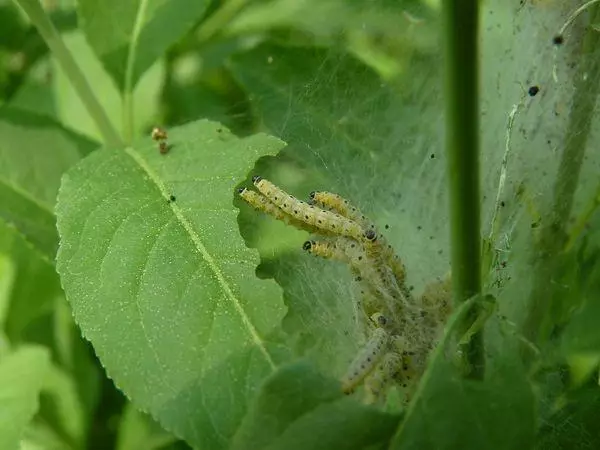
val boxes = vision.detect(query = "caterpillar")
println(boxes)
[341,326,390,394]
[238,187,324,234]
[312,192,409,295]
[363,353,401,404]
[309,191,375,229]
[309,193,402,281]
[253,176,372,242]
[302,238,407,322]
[302,239,349,263]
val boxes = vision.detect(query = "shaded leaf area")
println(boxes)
[0,4,77,100]
[230,42,448,378]
[0,107,98,260]
[390,298,535,450]
[225,0,438,80]
[536,385,600,450]
[0,346,50,450]
[56,120,290,449]
[559,222,600,355]
[115,403,180,450]
[0,221,102,449]
[77,0,209,90]
[231,361,401,450]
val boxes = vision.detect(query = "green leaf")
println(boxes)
[0,346,50,450]
[390,298,536,450]
[0,250,15,329]
[56,119,289,449]
[0,221,62,343]
[231,361,401,450]
[116,403,179,450]
[0,107,98,260]
[52,31,164,142]
[560,228,600,356]
[536,386,600,450]
[77,0,210,91]
[0,221,101,447]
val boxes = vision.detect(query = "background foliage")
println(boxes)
[1,0,599,449]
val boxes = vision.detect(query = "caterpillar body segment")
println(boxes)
[363,353,402,404]
[238,187,288,221]
[302,239,349,263]
[253,176,366,241]
[303,238,392,322]
[238,188,322,234]
[350,270,375,337]
[341,327,390,394]
[309,191,376,230]
[302,237,401,318]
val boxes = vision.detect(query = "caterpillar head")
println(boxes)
[302,240,315,251]
[364,229,377,242]
[252,175,262,184]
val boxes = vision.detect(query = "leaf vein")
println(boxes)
[123,147,276,370]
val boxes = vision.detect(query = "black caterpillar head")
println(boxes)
[302,241,315,251]
[364,229,377,242]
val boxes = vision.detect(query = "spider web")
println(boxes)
[232,0,600,444]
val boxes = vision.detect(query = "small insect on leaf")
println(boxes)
[159,141,170,154]
[151,127,168,141]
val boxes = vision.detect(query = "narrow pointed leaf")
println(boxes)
[77,0,210,90]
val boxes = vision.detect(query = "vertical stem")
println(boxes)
[524,4,600,345]
[443,0,484,379]
[12,0,122,148]
[196,0,248,44]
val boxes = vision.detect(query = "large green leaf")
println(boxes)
[56,119,289,449]
[231,361,401,450]
[77,0,210,90]
[0,346,50,450]
[0,107,98,260]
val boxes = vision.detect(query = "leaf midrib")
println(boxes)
[123,146,276,370]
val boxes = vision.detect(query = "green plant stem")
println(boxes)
[196,0,248,44]
[122,0,149,144]
[524,5,600,345]
[443,0,483,379]
[12,0,122,148]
